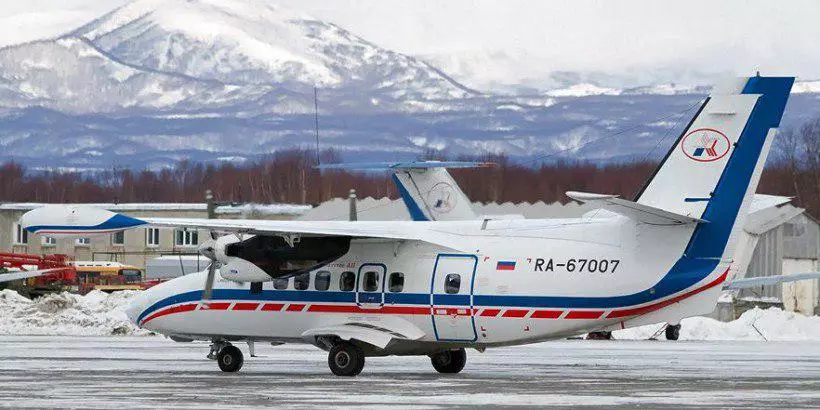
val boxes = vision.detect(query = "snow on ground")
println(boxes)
[0,289,149,336]
[615,307,820,341]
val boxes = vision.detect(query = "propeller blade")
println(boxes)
[202,261,217,301]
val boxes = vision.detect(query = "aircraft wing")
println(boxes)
[0,268,62,284]
[723,272,820,290]
[21,205,475,253]
[566,191,707,225]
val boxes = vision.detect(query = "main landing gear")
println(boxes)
[328,342,365,376]
[430,348,467,374]
[665,323,681,341]
[209,341,244,373]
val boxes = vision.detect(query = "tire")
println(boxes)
[328,342,365,376]
[665,324,681,341]
[217,345,244,372]
[430,348,466,374]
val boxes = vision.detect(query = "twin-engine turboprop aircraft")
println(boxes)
[22,76,796,376]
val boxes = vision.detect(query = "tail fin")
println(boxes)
[317,161,492,221]
[636,76,793,260]
[392,167,477,221]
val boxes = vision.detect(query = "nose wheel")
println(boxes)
[209,342,244,372]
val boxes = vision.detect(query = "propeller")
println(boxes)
[198,231,220,302]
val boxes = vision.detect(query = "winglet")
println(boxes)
[567,191,708,225]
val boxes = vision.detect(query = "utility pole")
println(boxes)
[348,189,357,221]
[205,189,215,219]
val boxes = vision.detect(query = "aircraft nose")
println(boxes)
[125,287,156,327]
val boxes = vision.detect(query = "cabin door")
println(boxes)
[356,263,386,308]
[430,254,478,342]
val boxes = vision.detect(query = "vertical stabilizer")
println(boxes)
[393,168,477,221]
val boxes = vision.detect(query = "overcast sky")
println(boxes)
[1,0,817,89]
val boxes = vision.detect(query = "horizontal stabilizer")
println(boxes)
[567,191,707,225]
[724,272,820,290]
[316,161,495,170]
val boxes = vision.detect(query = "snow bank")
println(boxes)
[614,307,820,341]
[0,289,150,336]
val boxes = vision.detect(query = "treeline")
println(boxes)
[0,117,818,218]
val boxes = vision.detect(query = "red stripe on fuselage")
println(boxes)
[286,304,306,312]
[565,310,604,319]
[606,269,729,319]
[261,303,285,311]
[140,303,197,325]
[502,309,528,318]
[232,302,259,311]
[199,302,230,310]
[530,310,563,319]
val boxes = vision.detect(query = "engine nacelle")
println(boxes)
[219,257,271,282]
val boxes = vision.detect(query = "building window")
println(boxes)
[13,224,28,244]
[174,230,198,247]
[111,231,125,246]
[362,271,380,292]
[339,271,355,291]
[75,237,90,247]
[146,228,160,247]
[314,271,331,291]
[445,274,461,294]
[294,272,310,290]
[274,277,288,290]
[388,272,404,293]
[41,236,57,247]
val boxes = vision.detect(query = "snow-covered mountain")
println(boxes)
[0,0,818,170]
[0,0,473,115]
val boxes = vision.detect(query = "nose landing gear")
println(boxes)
[208,341,244,373]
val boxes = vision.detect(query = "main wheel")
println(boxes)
[665,324,681,341]
[217,345,244,372]
[328,342,365,376]
[430,348,466,374]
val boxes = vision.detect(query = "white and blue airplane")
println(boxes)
[20,76,802,376]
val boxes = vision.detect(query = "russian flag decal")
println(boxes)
[496,261,516,271]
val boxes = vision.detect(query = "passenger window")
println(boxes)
[445,274,461,294]
[388,272,404,293]
[294,272,310,290]
[273,277,288,290]
[250,282,262,295]
[314,271,331,291]
[363,271,380,292]
[339,271,355,291]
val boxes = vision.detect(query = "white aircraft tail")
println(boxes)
[317,161,493,221]
[636,76,793,261]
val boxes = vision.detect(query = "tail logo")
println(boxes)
[426,182,457,214]
[681,128,731,162]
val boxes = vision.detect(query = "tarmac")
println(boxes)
[0,335,818,408]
